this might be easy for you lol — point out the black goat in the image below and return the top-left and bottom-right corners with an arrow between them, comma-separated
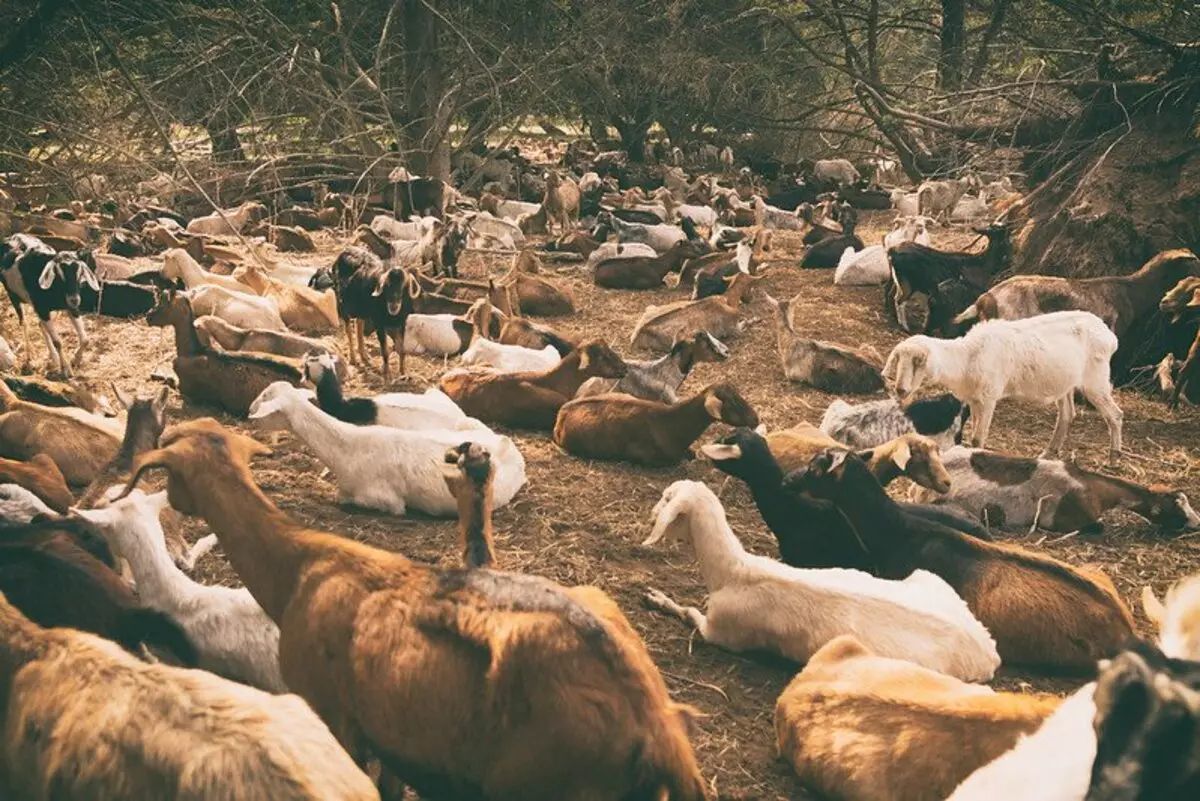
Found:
301,352 -> 377,425
332,246 -> 422,382
801,215 -> 862,269
764,182 -> 819,212
886,224 -> 1011,334
80,280 -> 159,319
308,265 -> 335,291
0,234 -> 99,377
391,171 -> 449,220
702,428 -> 988,572
439,217 -> 470,279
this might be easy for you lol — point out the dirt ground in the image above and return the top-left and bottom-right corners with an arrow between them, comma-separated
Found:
23,211 -> 1200,800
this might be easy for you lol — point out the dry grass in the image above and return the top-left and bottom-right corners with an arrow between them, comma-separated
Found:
21,212 -> 1200,801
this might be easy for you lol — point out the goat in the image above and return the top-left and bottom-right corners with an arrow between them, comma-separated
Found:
754,196 -> 806,231
883,215 -> 933,249
78,277 -> 160,320
302,352 -> 483,431
595,212 -> 687,253
576,330 -> 728,403
0,484 -> 58,523
820,393 -> 969,451
691,239 -> 761,301
77,385 -> 168,509
232,261 -> 339,333
147,292 -> 304,417
766,293 -> 884,393
890,189 -> 921,217
501,256 -> 576,316
160,248 -> 253,294
250,382 -> 524,516
498,315 -> 577,356
115,418 -> 708,800
917,175 -> 977,222
884,311 -> 1124,461
0,592 -> 379,800
268,223 -> 316,252
812,158 -> 861,186
955,248 -> 1200,336
887,224 -> 1011,333
583,240 -> 658,269
776,634 -> 1059,801
185,201 -> 267,235
440,442 -> 501,569
0,235 -> 99,376
593,240 -> 706,289
461,337 -> 560,373
913,446 -> 1200,534
554,383 -> 758,466
0,379 -> 120,486
542,171 -> 582,234
370,214 -> 436,242
801,216 -> 863,269
0,453 -> 73,513
631,272 -> 758,352
441,340 -> 627,429
785,449 -> 1138,671
183,284 -> 287,331
331,246 -> 422,382
194,314 -> 343,365
643,480 -> 999,680
399,311 -> 474,357
75,489 -> 286,692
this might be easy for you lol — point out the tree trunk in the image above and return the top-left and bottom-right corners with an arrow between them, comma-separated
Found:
938,0 -> 966,91
613,118 -> 648,163
403,0 -> 451,180
204,109 -> 245,163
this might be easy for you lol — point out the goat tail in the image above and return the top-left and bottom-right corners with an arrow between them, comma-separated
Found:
117,608 -> 199,666
951,304 -> 980,326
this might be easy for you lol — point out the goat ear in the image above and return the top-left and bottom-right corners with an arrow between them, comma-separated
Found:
891,441 -> 912,470
80,263 -> 100,291
247,397 -> 284,421
700,443 -> 741,461
405,273 -> 421,299
152,386 -> 170,416
754,423 -> 767,436
703,393 -> 723,418
578,348 -> 591,371
826,450 -> 849,472
38,259 -> 59,290
112,383 -> 134,410
1142,586 -> 1166,630
371,273 -> 387,297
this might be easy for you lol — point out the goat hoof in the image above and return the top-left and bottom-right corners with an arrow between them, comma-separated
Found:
1108,450 -> 1122,465
644,589 -> 671,610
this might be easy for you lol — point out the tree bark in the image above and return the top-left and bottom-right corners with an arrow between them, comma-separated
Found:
403,0 -> 451,180
612,117 -> 648,163
938,0 -> 966,91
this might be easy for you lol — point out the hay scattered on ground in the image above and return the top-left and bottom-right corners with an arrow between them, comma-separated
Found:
23,212 -> 1200,800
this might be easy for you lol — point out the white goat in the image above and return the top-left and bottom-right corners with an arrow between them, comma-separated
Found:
890,189 -> 921,217
604,216 -> 686,253
185,201 -> 266,236
585,241 -> 658,269
465,212 -> 525,247
883,216 -> 932,249
951,191 -> 993,222
754,196 -> 805,231
883,311 -> 1122,460
0,484 -> 54,523
248,382 -> 526,516
493,200 -> 540,221
74,489 -> 286,693
369,214 -> 436,241
834,245 -> 890,286
813,159 -> 860,186
161,248 -> 256,295
642,480 -> 999,682
459,339 -> 560,373
918,176 -> 977,222
401,313 -> 471,357
182,285 -> 287,331
0,335 -> 16,372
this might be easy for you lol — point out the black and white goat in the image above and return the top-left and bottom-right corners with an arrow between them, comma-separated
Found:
0,234 -> 99,376
331,246 -> 422,382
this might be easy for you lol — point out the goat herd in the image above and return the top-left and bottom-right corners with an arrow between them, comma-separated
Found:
0,148 -> 1198,801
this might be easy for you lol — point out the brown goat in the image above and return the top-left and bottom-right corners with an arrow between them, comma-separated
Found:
1161,276 -> 1200,408
116,418 -> 708,801
776,635 -> 1060,801
767,423 -> 952,493
0,593 -> 378,800
440,442 -> 497,569
0,453 -> 73,513
631,272 -> 759,352
542,171 -> 581,235
502,259 -> 576,316
499,316 -> 579,356
786,451 -> 1138,671
439,340 -> 627,430
232,262 -> 339,334
957,248 -> 1200,335
554,383 -> 760,466
593,240 -> 707,290
146,292 -> 304,417
0,380 -> 120,486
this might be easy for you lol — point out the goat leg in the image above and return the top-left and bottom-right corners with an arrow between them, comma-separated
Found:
38,318 -> 67,377
1084,387 -> 1124,463
343,319 -> 359,365
969,400 -> 996,449
644,588 -> 712,640
69,313 -> 87,370
1170,336 -> 1200,410
15,305 -> 31,370
377,326 -> 390,383
1041,394 -> 1076,458
378,766 -> 407,801
393,327 -> 405,377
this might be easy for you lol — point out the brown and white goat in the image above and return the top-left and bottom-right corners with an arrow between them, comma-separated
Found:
631,272 -> 759,352
0,592 -> 378,800
766,293 -> 884,394
0,379 -> 120,486
554,382 -> 759,466
116,418 -> 708,801
776,635 -> 1060,801
785,450 -> 1137,671
1161,275 -> 1200,408
767,423 -> 952,493
955,248 -> 1200,335
440,340 -> 627,430
0,453 -> 73,513
593,240 -> 707,290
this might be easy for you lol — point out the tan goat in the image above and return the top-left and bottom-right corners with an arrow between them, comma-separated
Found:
501,251 -> 576,316
542,171 -> 581,234
0,380 -> 120,486
554,383 -> 760,466
631,272 -> 759,352
116,418 -> 709,801
767,423 -> 952,493
440,340 -> 627,430
0,453 -> 73,513
776,634 -> 1060,801
0,591 -> 379,800
232,262 -> 339,333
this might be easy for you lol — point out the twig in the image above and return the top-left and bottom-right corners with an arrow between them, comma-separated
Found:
660,669 -> 729,701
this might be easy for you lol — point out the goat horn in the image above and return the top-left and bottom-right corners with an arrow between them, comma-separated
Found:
112,453 -> 174,502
